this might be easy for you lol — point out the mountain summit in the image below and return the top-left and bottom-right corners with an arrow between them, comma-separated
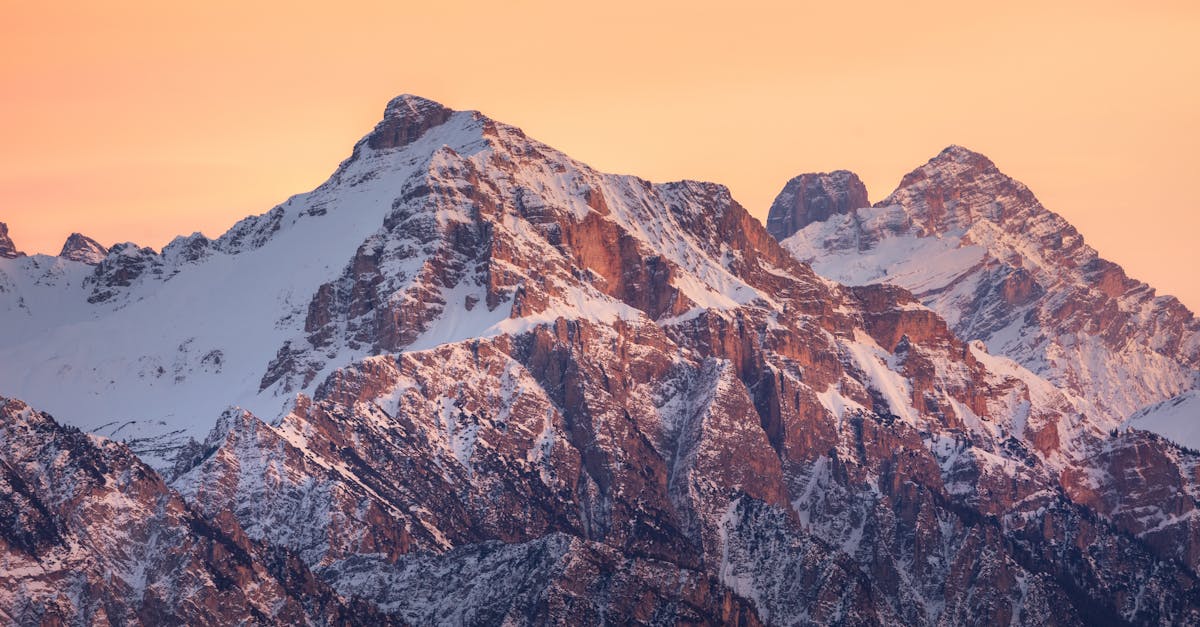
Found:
365,93 -> 456,150
777,145 -> 1200,427
2,99 -> 1199,624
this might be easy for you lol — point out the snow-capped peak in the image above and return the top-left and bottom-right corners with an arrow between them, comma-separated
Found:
777,144 -> 1200,432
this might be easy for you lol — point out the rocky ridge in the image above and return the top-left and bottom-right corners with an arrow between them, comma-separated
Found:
0,398 -> 394,625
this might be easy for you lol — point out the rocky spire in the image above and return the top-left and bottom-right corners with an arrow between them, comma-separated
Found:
765,170 -> 869,240
59,232 -> 109,264
0,222 -> 23,259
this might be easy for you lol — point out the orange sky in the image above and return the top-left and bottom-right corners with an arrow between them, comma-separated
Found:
2,1 -> 1197,310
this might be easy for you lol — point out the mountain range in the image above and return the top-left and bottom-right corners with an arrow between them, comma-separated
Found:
1,95 -> 1197,625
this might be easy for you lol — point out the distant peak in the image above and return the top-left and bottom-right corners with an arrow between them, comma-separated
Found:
367,93 -> 457,150
890,144 -> 1011,193
59,232 -> 109,265
877,144 -> 1042,232
765,170 -> 869,240
889,145 -> 1005,192
0,222 -> 24,259
383,93 -> 453,116
928,144 -> 997,169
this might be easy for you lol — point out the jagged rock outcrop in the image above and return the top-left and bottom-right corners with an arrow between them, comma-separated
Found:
58,232 -> 109,264
1063,428 -> 1200,568
765,170 -> 869,241
86,242 -> 164,303
777,145 -> 1200,427
365,94 -> 456,151
0,223 -> 22,259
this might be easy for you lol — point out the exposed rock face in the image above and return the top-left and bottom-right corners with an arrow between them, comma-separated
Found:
0,398 -> 394,625
1062,429 -> 1200,568
3,100 -> 1200,625
0,222 -> 22,259
765,170 -> 869,241
58,232 -> 109,264
778,145 -> 1200,427
366,94 -> 456,151
87,242 -> 164,303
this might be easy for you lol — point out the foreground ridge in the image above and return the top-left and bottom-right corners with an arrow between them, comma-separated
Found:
0,398 -> 394,624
